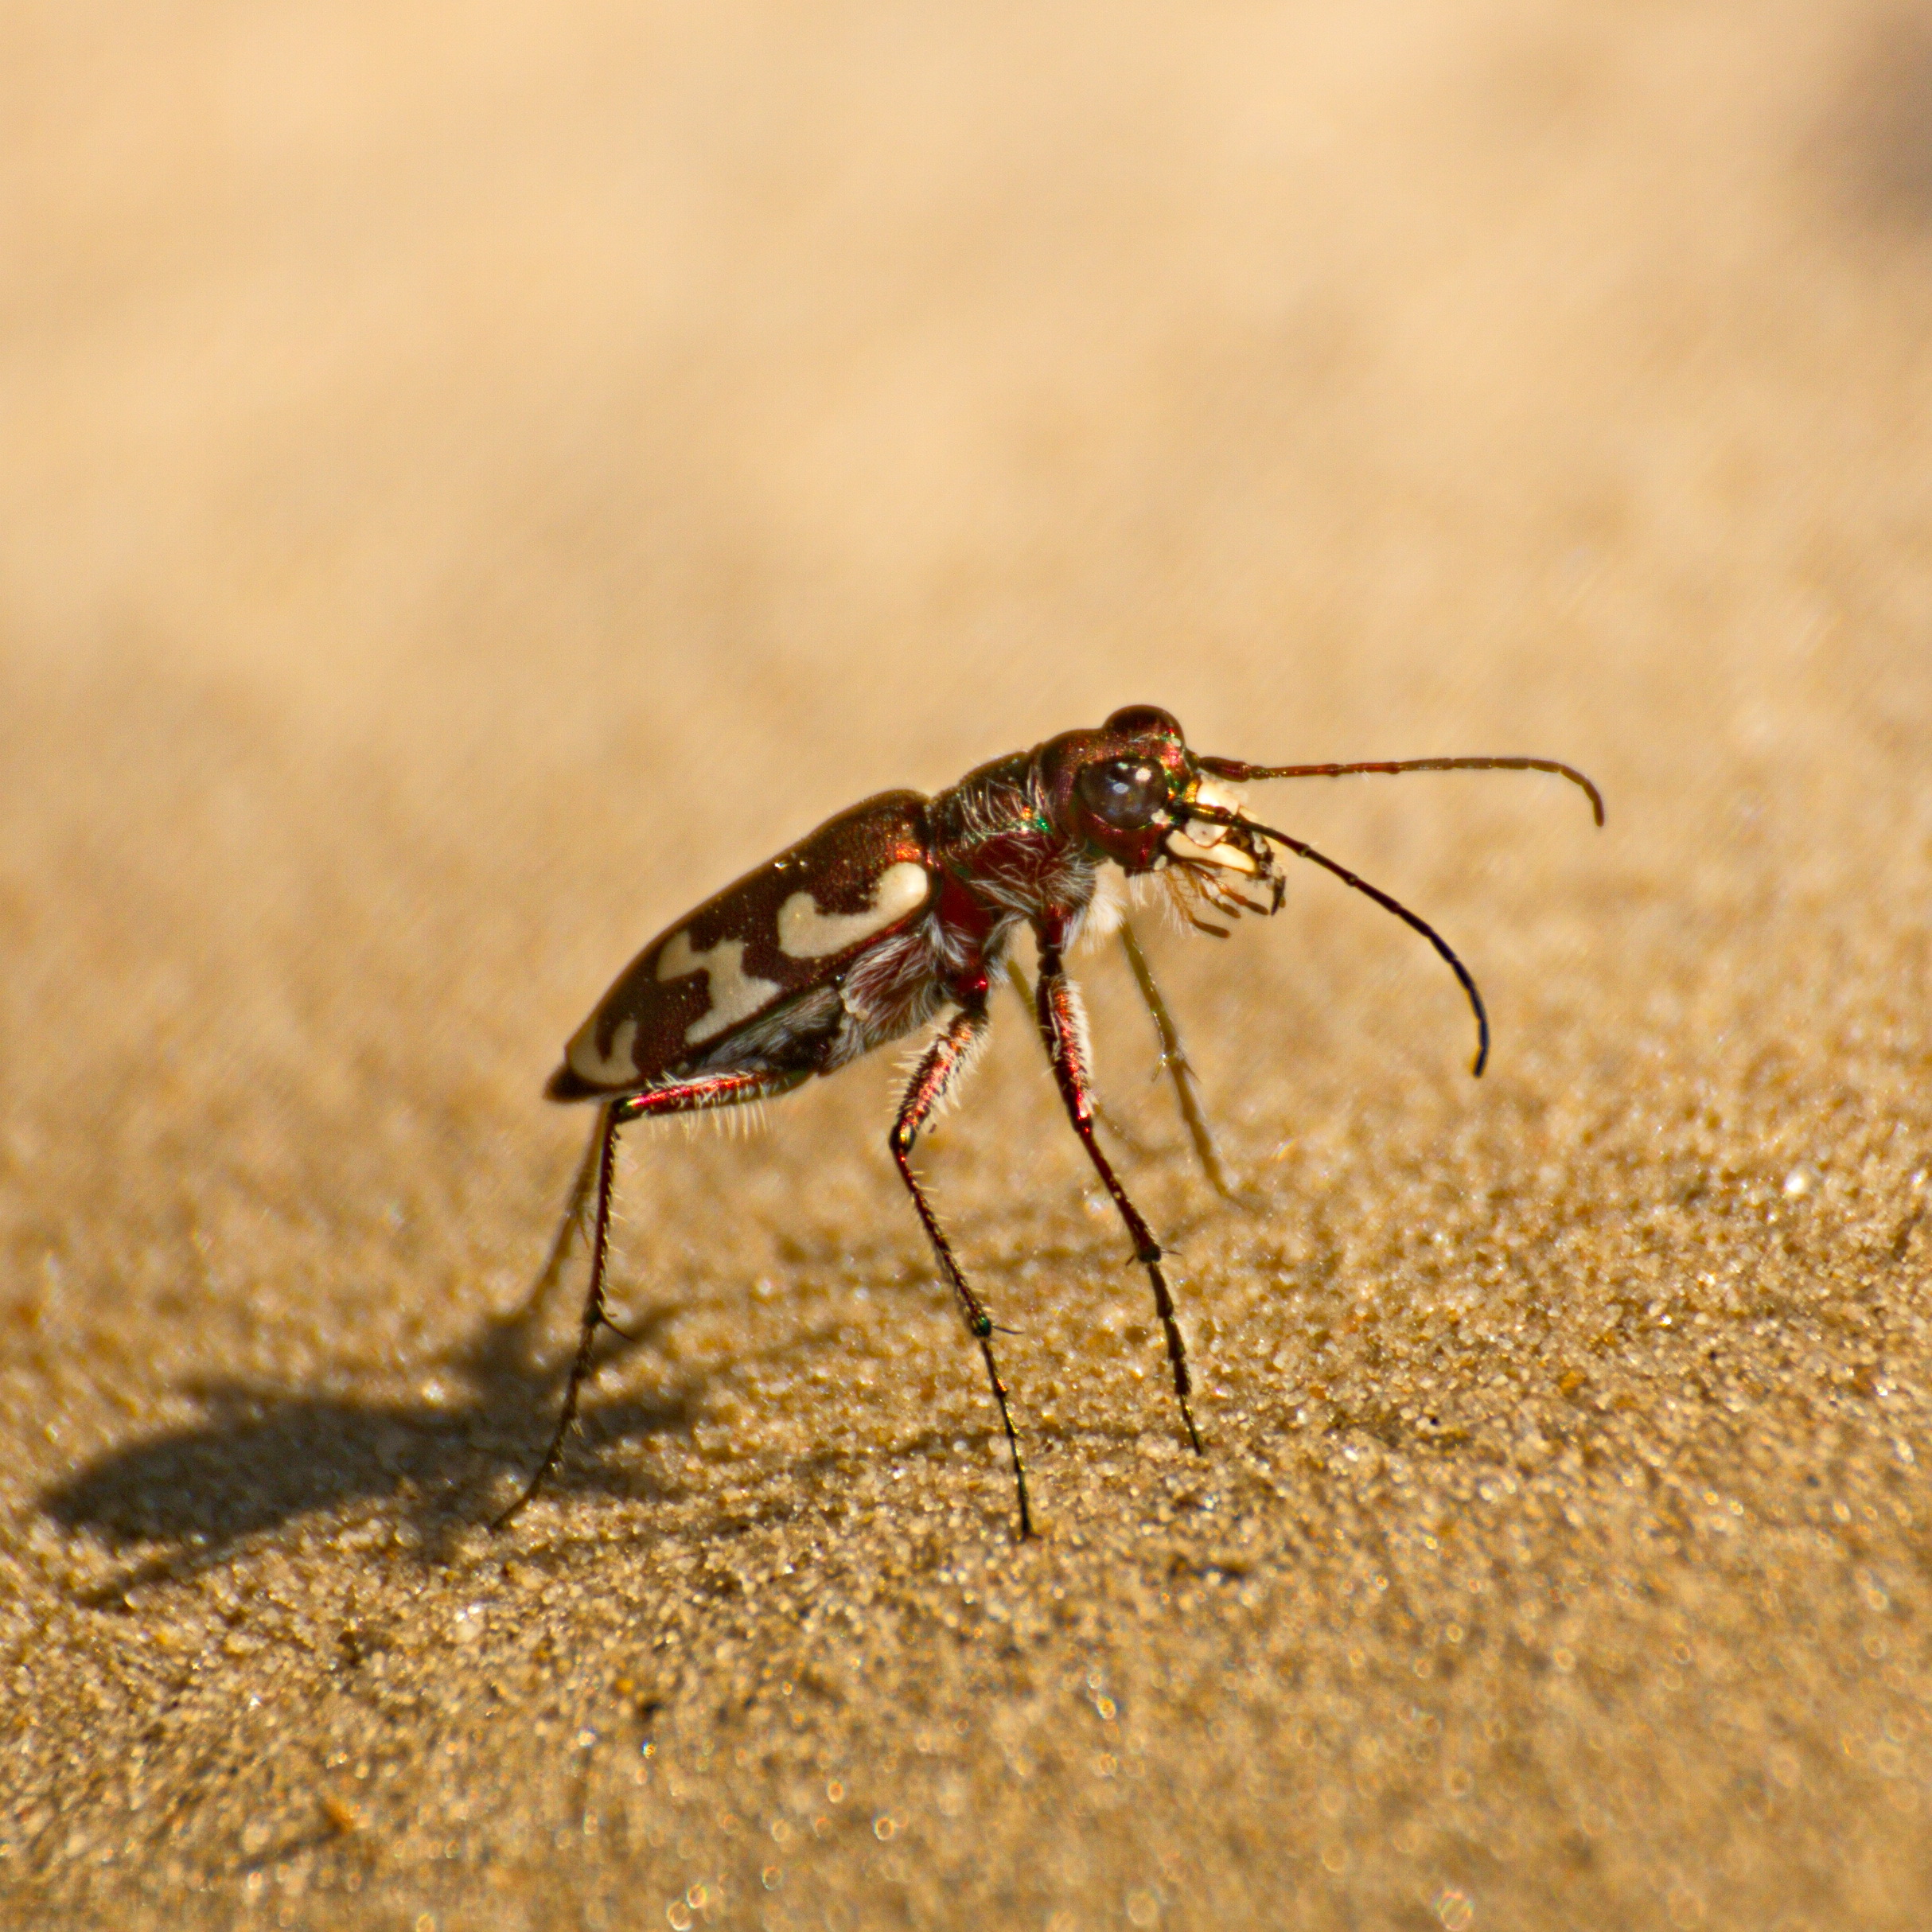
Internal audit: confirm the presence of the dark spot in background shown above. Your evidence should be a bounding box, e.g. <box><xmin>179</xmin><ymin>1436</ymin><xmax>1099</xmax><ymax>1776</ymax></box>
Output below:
<box><xmin>1826</xmin><ymin>11</ymin><xmax>1932</xmax><ymax>228</ymax></box>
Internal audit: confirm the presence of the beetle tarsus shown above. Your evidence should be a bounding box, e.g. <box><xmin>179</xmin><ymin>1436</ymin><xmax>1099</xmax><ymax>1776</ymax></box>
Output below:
<box><xmin>890</xmin><ymin>1003</ymin><xmax>1035</xmax><ymax>1540</ymax></box>
<box><xmin>492</xmin><ymin>1101</ymin><xmax>623</xmax><ymax>1531</ymax></box>
<box><xmin>1117</xmin><ymin>918</ymin><xmax>1240</xmax><ymax>1201</ymax></box>
<box><xmin>510</xmin><ymin>1108</ymin><xmax>606</xmax><ymax>1330</ymax></box>
<box><xmin>979</xmin><ymin>1334</ymin><xmax>1037</xmax><ymax>1541</ymax></box>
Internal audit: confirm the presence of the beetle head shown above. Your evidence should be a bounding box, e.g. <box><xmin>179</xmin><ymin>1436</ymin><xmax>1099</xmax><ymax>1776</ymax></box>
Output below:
<box><xmin>1038</xmin><ymin>706</ymin><xmax>1192</xmax><ymax>871</ymax></box>
<box><xmin>1041</xmin><ymin>714</ymin><xmax>1603</xmax><ymax>1069</ymax></box>
<box><xmin>1038</xmin><ymin>705</ymin><xmax>1281</xmax><ymax>944</ymax></box>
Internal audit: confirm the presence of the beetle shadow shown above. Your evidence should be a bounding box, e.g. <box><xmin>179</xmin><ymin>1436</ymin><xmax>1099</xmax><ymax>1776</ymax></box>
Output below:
<box><xmin>39</xmin><ymin>1296</ymin><xmax>708</xmax><ymax>1600</ymax></box>
<box><xmin>42</xmin><ymin>1162</ymin><xmax>1244</xmax><ymax>1603</ymax></box>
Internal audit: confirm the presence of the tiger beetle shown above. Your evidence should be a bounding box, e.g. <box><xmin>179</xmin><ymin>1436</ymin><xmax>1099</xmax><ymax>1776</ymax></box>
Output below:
<box><xmin>495</xmin><ymin>706</ymin><xmax>1602</xmax><ymax>1537</ymax></box>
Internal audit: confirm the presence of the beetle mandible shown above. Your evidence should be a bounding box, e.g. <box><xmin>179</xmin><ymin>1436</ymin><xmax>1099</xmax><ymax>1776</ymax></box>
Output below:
<box><xmin>496</xmin><ymin>705</ymin><xmax>1602</xmax><ymax>1537</ymax></box>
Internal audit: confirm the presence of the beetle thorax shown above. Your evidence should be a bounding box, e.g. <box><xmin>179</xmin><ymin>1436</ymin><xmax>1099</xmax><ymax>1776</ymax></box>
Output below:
<box><xmin>927</xmin><ymin>750</ymin><xmax>1103</xmax><ymax>932</ymax></box>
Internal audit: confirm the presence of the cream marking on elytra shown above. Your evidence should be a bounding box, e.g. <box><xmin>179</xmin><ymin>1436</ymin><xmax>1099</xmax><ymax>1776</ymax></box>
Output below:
<box><xmin>777</xmin><ymin>859</ymin><xmax>931</xmax><ymax>960</ymax></box>
<box><xmin>657</xmin><ymin>929</ymin><xmax>785</xmax><ymax>1045</ymax></box>
<box><xmin>567</xmin><ymin>1016</ymin><xmax>639</xmax><ymax>1085</ymax></box>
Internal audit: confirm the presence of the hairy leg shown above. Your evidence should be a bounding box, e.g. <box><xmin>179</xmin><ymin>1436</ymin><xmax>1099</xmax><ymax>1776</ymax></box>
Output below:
<box><xmin>1010</xmin><ymin>930</ymin><xmax>1232</xmax><ymax>1192</ymax></box>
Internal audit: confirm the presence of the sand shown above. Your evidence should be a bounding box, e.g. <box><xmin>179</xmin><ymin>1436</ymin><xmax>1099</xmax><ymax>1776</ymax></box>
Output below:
<box><xmin>4</xmin><ymin>2</ymin><xmax>1932</xmax><ymax>1926</ymax></box>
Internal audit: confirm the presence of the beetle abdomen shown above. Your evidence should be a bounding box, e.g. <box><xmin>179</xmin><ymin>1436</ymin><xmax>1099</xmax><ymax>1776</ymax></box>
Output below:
<box><xmin>548</xmin><ymin>791</ymin><xmax>937</xmax><ymax>1100</ymax></box>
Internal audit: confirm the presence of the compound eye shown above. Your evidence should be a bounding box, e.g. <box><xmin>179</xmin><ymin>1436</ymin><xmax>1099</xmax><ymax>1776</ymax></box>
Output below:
<box><xmin>1076</xmin><ymin>758</ymin><xmax>1170</xmax><ymax>830</ymax></box>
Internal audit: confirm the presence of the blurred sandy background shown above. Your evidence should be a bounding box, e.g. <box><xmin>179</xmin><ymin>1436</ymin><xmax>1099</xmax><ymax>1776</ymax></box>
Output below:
<box><xmin>4</xmin><ymin>1</ymin><xmax>1932</xmax><ymax>1925</ymax></box>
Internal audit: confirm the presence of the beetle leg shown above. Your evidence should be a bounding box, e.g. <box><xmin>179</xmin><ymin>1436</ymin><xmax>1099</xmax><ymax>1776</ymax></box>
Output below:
<box><xmin>1034</xmin><ymin>941</ymin><xmax>1205</xmax><ymax>1457</ymax></box>
<box><xmin>889</xmin><ymin>1005</ymin><xmax>1034</xmax><ymax>1541</ymax></box>
<box><xmin>1117</xmin><ymin>918</ymin><xmax>1237</xmax><ymax>1201</ymax></box>
<box><xmin>1008</xmin><ymin>960</ymin><xmax>1150</xmax><ymax>1157</ymax></box>
<box><xmin>493</xmin><ymin>1069</ymin><xmax>804</xmax><ymax>1531</ymax></box>
<box><xmin>512</xmin><ymin>1106</ymin><xmax>607</xmax><ymax>1328</ymax></box>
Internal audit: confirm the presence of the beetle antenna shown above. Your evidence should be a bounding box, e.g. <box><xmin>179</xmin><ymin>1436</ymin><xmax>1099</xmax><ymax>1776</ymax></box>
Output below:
<box><xmin>1186</xmin><ymin>804</ymin><xmax>1491</xmax><ymax>1076</ymax></box>
<box><xmin>1198</xmin><ymin>755</ymin><xmax>1604</xmax><ymax>827</ymax></box>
